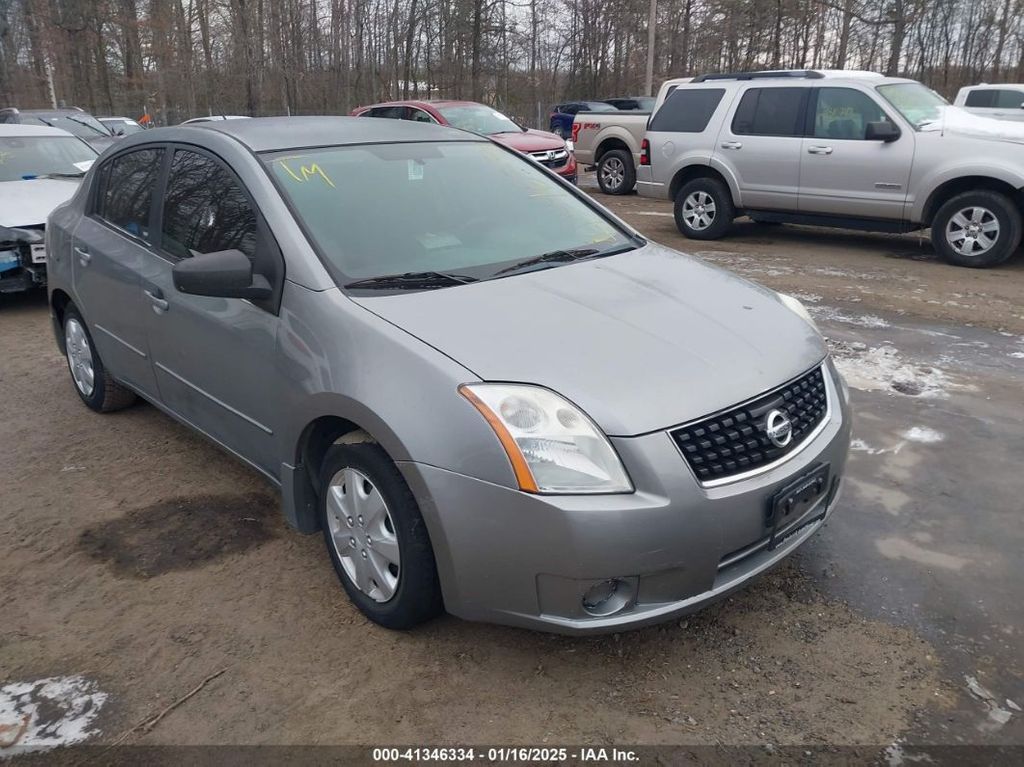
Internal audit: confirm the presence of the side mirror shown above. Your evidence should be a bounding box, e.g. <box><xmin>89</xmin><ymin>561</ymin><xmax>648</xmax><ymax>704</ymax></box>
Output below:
<box><xmin>172</xmin><ymin>249</ymin><xmax>272</xmax><ymax>300</ymax></box>
<box><xmin>865</xmin><ymin>121</ymin><xmax>900</xmax><ymax>142</ymax></box>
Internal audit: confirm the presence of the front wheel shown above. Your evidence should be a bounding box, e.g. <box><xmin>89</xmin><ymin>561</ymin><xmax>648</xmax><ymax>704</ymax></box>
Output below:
<box><xmin>551</xmin><ymin>124</ymin><xmax>566</xmax><ymax>139</ymax></box>
<box><xmin>674</xmin><ymin>178</ymin><xmax>735</xmax><ymax>240</ymax></box>
<box><xmin>319</xmin><ymin>442</ymin><xmax>443</xmax><ymax>630</ymax></box>
<box><xmin>931</xmin><ymin>191</ymin><xmax>1022</xmax><ymax>268</ymax></box>
<box><xmin>597</xmin><ymin>149</ymin><xmax>635</xmax><ymax>195</ymax></box>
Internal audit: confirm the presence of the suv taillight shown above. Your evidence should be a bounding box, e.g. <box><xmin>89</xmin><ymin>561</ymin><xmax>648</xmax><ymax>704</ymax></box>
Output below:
<box><xmin>640</xmin><ymin>139</ymin><xmax>651</xmax><ymax>166</ymax></box>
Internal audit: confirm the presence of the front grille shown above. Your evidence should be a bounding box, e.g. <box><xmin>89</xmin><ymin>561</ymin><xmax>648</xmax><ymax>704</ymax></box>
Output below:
<box><xmin>671</xmin><ymin>365</ymin><xmax>828</xmax><ymax>484</ymax></box>
<box><xmin>529</xmin><ymin>148</ymin><xmax>569</xmax><ymax>169</ymax></box>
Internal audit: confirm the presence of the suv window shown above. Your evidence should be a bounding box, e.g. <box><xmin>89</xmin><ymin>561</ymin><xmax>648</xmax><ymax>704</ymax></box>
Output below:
<box><xmin>966</xmin><ymin>88</ymin><xmax>1024</xmax><ymax>109</ymax></box>
<box><xmin>96</xmin><ymin>148</ymin><xmax>163</xmax><ymax>239</ymax></box>
<box><xmin>161</xmin><ymin>150</ymin><xmax>257</xmax><ymax>260</ymax></box>
<box><xmin>813</xmin><ymin>87</ymin><xmax>889</xmax><ymax>139</ymax></box>
<box><xmin>649</xmin><ymin>88</ymin><xmax>725</xmax><ymax>132</ymax></box>
<box><xmin>732</xmin><ymin>88</ymin><xmax>807</xmax><ymax>136</ymax></box>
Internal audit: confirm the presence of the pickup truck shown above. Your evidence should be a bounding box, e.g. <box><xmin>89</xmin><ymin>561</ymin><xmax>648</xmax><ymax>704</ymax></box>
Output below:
<box><xmin>571</xmin><ymin>111</ymin><xmax>650</xmax><ymax>195</ymax></box>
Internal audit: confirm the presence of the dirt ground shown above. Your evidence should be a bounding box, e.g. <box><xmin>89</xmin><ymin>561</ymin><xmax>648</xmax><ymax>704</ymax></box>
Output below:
<box><xmin>1</xmin><ymin>176</ymin><xmax>1021</xmax><ymax>757</ymax></box>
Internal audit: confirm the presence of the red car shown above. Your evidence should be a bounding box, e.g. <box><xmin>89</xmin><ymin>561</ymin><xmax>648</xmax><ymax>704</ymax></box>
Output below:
<box><xmin>351</xmin><ymin>100</ymin><xmax>577</xmax><ymax>183</ymax></box>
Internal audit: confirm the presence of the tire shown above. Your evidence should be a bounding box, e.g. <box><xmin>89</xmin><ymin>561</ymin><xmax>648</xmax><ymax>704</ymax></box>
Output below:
<box><xmin>597</xmin><ymin>149</ymin><xmax>635</xmax><ymax>195</ymax></box>
<box><xmin>931</xmin><ymin>190</ymin><xmax>1022</xmax><ymax>268</ymax></box>
<box><xmin>551</xmin><ymin>123</ymin><xmax>566</xmax><ymax>139</ymax></box>
<box><xmin>674</xmin><ymin>177</ymin><xmax>735</xmax><ymax>240</ymax></box>
<box><xmin>319</xmin><ymin>442</ymin><xmax>443</xmax><ymax>630</ymax></box>
<box><xmin>63</xmin><ymin>307</ymin><xmax>137</xmax><ymax>412</ymax></box>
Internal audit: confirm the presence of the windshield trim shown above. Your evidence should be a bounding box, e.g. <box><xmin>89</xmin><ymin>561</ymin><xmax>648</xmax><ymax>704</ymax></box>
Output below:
<box><xmin>258</xmin><ymin>138</ymin><xmax>644</xmax><ymax>295</ymax></box>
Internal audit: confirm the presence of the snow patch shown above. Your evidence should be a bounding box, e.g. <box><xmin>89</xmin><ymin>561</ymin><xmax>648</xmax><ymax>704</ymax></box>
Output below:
<box><xmin>0</xmin><ymin>676</ymin><xmax>107</xmax><ymax>754</ymax></box>
<box><xmin>829</xmin><ymin>342</ymin><xmax>956</xmax><ymax>397</ymax></box>
<box><xmin>902</xmin><ymin>426</ymin><xmax>945</xmax><ymax>444</ymax></box>
<box><xmin>811</xmin><ymin>305</ymin><xmax>890</xmax><ymax>329</ymax></box>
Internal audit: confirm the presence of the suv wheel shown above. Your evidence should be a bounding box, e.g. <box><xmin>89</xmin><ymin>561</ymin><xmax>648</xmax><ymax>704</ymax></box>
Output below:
<box><xmin>63</xmin><ymin>307</ymin><xmax>137</xmax><ymax>412</ymax></box>
<box><xmin>674</xmin><ymin>178</ymin><xmax>735</xmax><ymax>240</ymax></box>
<box><xmin>552</xmin><ymin>124</ymin><xmax>566</xmax><ymax>139</ymax></box>
<box><xmin>319</xmin><ymin>442</ymin><xmax>443</xmax><ymax>630</ymax></box>
<box><xmin>597</xmin><ymin>149</ymin><xmax>635</xmax><ymax>195</ymax></box>
<box><xmin>932</xmin><ymin>191</ymin><xmax>1022</xmax><ymax>268</ymax></box>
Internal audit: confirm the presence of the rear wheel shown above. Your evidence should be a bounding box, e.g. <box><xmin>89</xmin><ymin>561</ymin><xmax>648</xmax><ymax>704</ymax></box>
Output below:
<box><xmin>597</xmin><ymin>149</ymin><xmax>635</xmax><ymax>195</ymax></box>
<box><xmin>63</xmin><ymin>307</ymin><xmax>137</xmax><ymax>412</ymax></box>
<box><xmin>319</xmin><ymin>442</ymin><xmax>443</xmax><ymax>630</ymax></box>
<box><xmin>931</xmin><ymin>190</ymin><xmax>1021</xmax><ymax>268</ymax></box>
<box><xmin>674</xmin><ymin>178</ymin><xmax>735</xmax><ymax>240</ymax></box>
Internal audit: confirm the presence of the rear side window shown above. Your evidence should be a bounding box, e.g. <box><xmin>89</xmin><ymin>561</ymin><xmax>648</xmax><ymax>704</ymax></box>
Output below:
<box><xmin>161</xmin><ymin>150</ymin><xmax>257</xmax><ymax>260</ymax></box>
<box><xmin>649</xmin><ymin>88</ymin><xmax>725</xmax><ymax>132</ymax></box>
<box><xmin>95</xmin><ymin>148</ymin><xmax>163</xmax><ymax>239</ymax></box>
<box><xmin>732</xmin><ymin>88</ymin><xmax>807</xmax><ymax>136</ymax></box>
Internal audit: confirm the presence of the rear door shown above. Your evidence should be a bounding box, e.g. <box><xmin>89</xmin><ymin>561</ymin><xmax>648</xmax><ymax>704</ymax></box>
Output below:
<box><xmin>140</xmin><ymin>147</ymin><xmax>286</xmax><ymax>476</ymax></box>
<box><xmin>715</xmin><ymin>86</ymin><xmax>808</xmax><ymax>211</ymax></box>
<box><xmin>71</xmin><ymin>146</ymin><xmax>163</xmax><ymax>397</ymax></box>
<box><xmin>798</xmin><ymin>86</ymin><xmax>914</xmax><ymax>220</ymax></box>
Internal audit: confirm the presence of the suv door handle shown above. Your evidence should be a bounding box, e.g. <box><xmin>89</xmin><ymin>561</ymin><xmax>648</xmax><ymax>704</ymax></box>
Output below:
<box><xmin>720</xmin><ymin>141</ymin><xmax>743</xmax><ymax>150</ymax></box>
<box><xmin>74</xmin><ymin>246</ymin><xmax>91</xmax><ymax>265</ymax></box>
<box><xmin>807</xmin><ymin>145</ymin><xmax>833</xmax><ymax>155</ymax></box>
<box><xmin>144</xmin><ymin>288</ymin><xmax>169</xmax><ymax>313</ymax></box>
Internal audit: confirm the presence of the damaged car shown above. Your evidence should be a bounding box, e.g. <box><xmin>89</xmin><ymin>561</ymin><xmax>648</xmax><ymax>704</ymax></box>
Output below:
<box><xmin>0</xmin><ymin>125</ymin><xmax>97</xmax><ymax>296</ymax></box>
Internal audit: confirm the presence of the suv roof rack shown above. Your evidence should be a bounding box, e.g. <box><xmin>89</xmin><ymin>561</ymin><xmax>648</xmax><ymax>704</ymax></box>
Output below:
<box><xmin>691</xmin><ymin>70</ymin><xmax>825</xmax><ymax>83</ymax></box>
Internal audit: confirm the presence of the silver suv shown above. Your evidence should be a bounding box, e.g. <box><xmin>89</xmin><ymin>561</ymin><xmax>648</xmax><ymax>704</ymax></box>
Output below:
<box><xmin>637</xmin><ymin>70</ymin><xmax>1024</xmax><ymax>268</ymax></box>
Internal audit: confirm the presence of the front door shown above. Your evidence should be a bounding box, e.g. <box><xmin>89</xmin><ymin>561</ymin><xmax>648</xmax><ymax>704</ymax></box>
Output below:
<box><xmin>71</xmin><ymin>147</ymin><xmax>163</xmax><ymax>397</ymax></box>
<box><xmin>141</xmin><ymin>147</ymin><xmax>285</xmax><ymax>477</ymax></box>
<box><xmin>715</xmin><ymin>86</ymin><xmax>808</xmax><ymax>211</ymax></box>
<box><xmin>798</xmin><ymin>87</ymin><xmax>914</xmax><ymax>220</ymax></box>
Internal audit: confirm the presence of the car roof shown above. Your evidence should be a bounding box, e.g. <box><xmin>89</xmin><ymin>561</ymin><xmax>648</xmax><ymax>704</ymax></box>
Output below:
<box><xmin>0</xmin><ymin>124</ymin><xmax>76</xmax><ymax>137</ymax></box>
<box><xmin>163</xmin><ymin>115</ymin><xmax>487</xmax><ymax>152</ymax></box>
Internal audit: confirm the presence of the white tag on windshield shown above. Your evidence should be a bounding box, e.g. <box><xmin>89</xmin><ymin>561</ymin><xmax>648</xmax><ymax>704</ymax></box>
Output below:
<box><xmin>74</xmin><ymin>160</ymin><xmax>94</xmax><ymax>172</ymax></box>
<box><xmin>407</xmin><ymin>159</ymin><xmax>423</xmax><ymax>181</ymax></box>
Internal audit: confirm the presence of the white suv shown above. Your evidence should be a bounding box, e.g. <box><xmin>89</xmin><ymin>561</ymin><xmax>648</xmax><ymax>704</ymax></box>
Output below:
<box><xmin>637</xmin><ymin>69</ymin><xmax>1024</xmax><ymax>268</ymax></box>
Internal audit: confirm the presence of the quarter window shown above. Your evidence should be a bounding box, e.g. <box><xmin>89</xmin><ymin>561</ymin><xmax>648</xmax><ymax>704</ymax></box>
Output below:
<box><xmin>732</xmin><ymin>88</ymin><xmax>807</xmax><ymax>137</ymax></box>
<box><xmin>649</xmin><ymin>88</ymin><xmax>725</xmax><ymax>132</ymax></box>
<box><xmin>96</xmin><ymin>148</ymin><xmax>163</xmax><ymax>239</ymax></box>
<box><xmin>161</xmin><ymin>150</ymin><xmax>257</xmax><ymax>260</ymax></box>
<box><xmin>813</xmin><ymin>88</ymin><xmax>889</xmax><ymax>140</ymax></box>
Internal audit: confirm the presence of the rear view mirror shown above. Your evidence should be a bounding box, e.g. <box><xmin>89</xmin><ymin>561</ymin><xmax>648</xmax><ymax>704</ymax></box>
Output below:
<box><xmin>172</xmin><ymin>249</ymin><xmax>272</xmax><ymax>300</ymax></box>
<box><xmin>865</xmin><ymin>121</ymin><xmax>900</xmax><ymax>142</ymax></box>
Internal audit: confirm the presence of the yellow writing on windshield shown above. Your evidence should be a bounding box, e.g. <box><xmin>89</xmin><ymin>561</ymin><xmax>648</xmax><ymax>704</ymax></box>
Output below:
<box><xmin>278</xmin><ymin>160</ymin><xmax>336</xmax><ymax>188</ymax></box>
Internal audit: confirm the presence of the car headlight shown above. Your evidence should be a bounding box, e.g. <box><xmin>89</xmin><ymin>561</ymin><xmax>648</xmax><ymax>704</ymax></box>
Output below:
<box><xmin>564</xmin><ymin>139</ymin><xmax>574</xmax><ymax>152</ymax></box>
<box><xmin>459</xmin><ymin>383</ymin><xmax>632</xmax><ymax>494</ymax></box>
<box><xmin>778</xmin><ymin>293</ymin><xmax>818</xmax><ymax>330</ymax></box>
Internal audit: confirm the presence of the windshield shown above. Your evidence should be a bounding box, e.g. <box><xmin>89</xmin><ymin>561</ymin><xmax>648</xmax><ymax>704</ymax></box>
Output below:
<box><xmin>876</xmin><ymin>83</ymin><xmax>948</xmax><ymax>128</ymax></box>
<box><xmin>102</xmin><ymin>119</ymin><xmax>143</xmax><ymax>135</ymax></box>
<box><xmin>25</xmin><ymin>113</ymin><xmax>111</xmax><ymax>138</ymax></box>
<box><xmin>264</xmin><ymin>141</ymin><xmax>634</xmax><ymax>290</ymax></box>
<box><xmin>0</xmin><ymin>136</ymin><xmax>97</xmax><ymax>182</ymax></box>
<box><xmin>434</xmin><ymin>104</ymin><xmax>522</xmax><ymax>135</ymax></box>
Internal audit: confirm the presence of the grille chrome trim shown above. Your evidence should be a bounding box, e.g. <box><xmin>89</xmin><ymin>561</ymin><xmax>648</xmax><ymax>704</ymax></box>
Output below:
<box><xmin>670</xmin><ymin>362</ymin><xmax>833</xmax><ymax>489</ymax></box>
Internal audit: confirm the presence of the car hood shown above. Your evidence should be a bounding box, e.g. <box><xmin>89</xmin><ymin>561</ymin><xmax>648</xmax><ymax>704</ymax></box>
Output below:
<box><xmin>490</xmin><ymin>128</ymin><xmax>566</xmax><ymax>152</ymax></box>
<box><xmin>0</xmin><ymin>178</ymin><xmax>81</xmax><ymax>228</ymax></box>
<box><xmin>352</xmin><ymin>244</ymin><xmax>826</xmax><ymax>436</ymax></box>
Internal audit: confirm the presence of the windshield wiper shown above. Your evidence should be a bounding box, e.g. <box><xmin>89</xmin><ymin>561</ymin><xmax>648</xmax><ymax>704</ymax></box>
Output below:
<box><xmin>343</xmin><ymin>270</ymin><xmax>478</xmax><ymax>290</ymax></box>
<box><xmin>22</xmin><ymin>171</ymin><xmax>86</xmax><ymax>180</ymax></box>
<box><xmin>493</xmin><ymin>248</ymin><xmax>601</xmax><ymax>277</ymax></box>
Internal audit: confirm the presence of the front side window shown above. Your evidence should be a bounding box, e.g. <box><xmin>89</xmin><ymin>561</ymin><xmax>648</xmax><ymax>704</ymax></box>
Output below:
<box><xmin>96</xmin><ymin>148</ymin><xmax>163</xmax><ymax>239</ymax></box>
<box><xmin>877</xmin><ymin>83</ymin><xmax>947</xmax><ymax>128</ymax></box>
<box><xmin>161</xmin><ymin>150</ymin><xmax>257</xmax><ymax>260</ymax></box>
<box><xmin>649</xmin><ymin>88</ymin><xmax>725</xmax><ymax>133</ymax></box>
<box><xmin>0</xmin><ymin>136</ymin><xmax>96</xmax><ymax>182</ymax></box>
<box><xmin>994</xmin><ymin>89</ymin><xmax>1024</xmax><ymax>108</ymax></box>
<box><xmin>407</xmin><ymin>109</ymin><xmax>436</xmax><ymax>124</ymax></box>
<box><xmin>813</xmin><ymin>88</ymin><xmax>889</xmax><ymax>139</ymax></box>
<box><xmin>732</xmin><ymin>88</ymin><xmax>807</xmax><ymax>136</ymax></box>
<box><xmin>263</xmin><ymin>141</ymin><xmax>634</xmax><ymax>289</ymax></box>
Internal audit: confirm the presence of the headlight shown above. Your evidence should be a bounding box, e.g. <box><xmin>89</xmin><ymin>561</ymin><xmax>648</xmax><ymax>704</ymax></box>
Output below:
<box><xmin>459</xmin><ymin>383</ymin><xmax>632</xmax><ymax>494</ymax></box>
<box><xmin>778</xmin><ymin>293</ymin><xmax>818</xmax><ymax>330</ymax></box>
<box><xmin>564</xmin><ymin>139</ymin><xmax>574</xmax><ymax>152</ymax></box>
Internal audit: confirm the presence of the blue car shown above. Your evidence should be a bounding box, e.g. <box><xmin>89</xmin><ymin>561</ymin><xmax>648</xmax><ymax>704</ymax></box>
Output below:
<box><xmin>549</xmin><ymin>101</ymin><xmax>618</xmax><ymax>138</ymax></box>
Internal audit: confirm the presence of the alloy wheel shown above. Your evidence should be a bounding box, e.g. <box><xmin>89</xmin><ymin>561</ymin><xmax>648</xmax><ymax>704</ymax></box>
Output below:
<box><xmin>600</xmin><ymin>156</ymin><xmax>625</xmax><ymax>191</ymax></box>
<box><xmin>65</xmin><ymin>318</ymin><xmax>95</xmax><ymax>397</ymax></box>
<box><xmin>683</xmin><ymin>191</ymin><xmax>717</xmax><ymax>231</ymax></box>
<box><xmin>946</xmin><ymin>206</ymin><xmax>1000</xmax><ymax>257</ymax></box>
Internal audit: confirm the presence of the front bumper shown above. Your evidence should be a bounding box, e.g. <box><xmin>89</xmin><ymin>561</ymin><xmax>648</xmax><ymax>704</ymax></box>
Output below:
<box><xmin>400</xmin><ymin>361</ymin><xmax>852</xmax><ymax>634</ymax></box>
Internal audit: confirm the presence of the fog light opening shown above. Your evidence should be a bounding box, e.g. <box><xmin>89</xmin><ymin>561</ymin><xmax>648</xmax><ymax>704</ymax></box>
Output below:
<box><xmin>581</xmin><ymin>578</ymin><xmax>634</xmax><ymax>617</ymax></box>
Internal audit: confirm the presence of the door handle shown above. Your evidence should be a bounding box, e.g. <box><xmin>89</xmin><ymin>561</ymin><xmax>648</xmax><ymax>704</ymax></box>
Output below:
<box><xmin>74</xmin><ymin>246</ymin><xmax>91</xmax><ymax>265</ymax></box>
<box><xmin>807</xmin><ymin>145</ymin><xmax>833</xmax><ymax>155</ymax></box>
<box><xmin>720</xmin><ymin>141</ymin><xmax>743</xmax><ymax>150</ymax></box>
<box><xmin>144</xmin><ymin>289</ymin><xmax>169</xmax><ymax>313</ymax></box>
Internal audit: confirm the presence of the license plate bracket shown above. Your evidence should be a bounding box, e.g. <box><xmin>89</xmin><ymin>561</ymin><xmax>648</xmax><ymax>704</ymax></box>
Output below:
<box><xmin>766</xmin><ymin>463</ymin><xmax>830</xmax><ymax>550</ymax></box>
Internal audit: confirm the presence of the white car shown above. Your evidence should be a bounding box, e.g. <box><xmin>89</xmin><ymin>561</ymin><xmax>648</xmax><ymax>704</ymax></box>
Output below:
<box><xmin>0</xmin><ymin>125</ymin><xmax>97</xmax><ymax>296</ymax></box>
<box><xmin>954</xmin><ymin>83</ymin><xmax>1024</xmax><ymax>121</ymax></box>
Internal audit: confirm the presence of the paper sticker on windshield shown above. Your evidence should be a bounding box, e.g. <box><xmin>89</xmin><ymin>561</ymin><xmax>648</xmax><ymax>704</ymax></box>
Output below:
<box><xmin>73</xmin><ymin>160</ymin><xmax>94</xmax><ymax>172</ymax></box>
<box><xmin>407</xmin><ymin>159</ymin><xmax>424</xmax><ymax>181</ymax></box>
